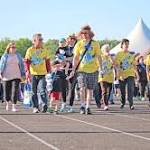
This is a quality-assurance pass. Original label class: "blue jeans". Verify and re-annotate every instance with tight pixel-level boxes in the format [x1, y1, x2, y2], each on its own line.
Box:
[31, 75, 47, 108]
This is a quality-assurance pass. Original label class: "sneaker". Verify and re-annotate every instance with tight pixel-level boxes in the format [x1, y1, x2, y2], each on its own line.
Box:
[68, 107, 75, 113]
[53, 111, 59, 115]
[85, 108, 92, 115]
[130, 105, 135, 110]
[104, 106, 109, 111]
[33, 108, 39, 113]
[141, 97, 145, 101]
[60, 103, 66, 112]
[110, 101, 115, 105]
[42, 105, 48, 113]
[47, 107, 54, 113]
[11, 107, 18, 112]
[120, 104, 125, 109]
[80, 107, 85, 114]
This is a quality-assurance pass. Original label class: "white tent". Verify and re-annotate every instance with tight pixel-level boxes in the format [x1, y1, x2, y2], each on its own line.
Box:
[110, 18, 150, 55]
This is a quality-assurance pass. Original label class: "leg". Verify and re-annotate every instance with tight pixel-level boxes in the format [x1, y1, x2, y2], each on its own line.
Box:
[127, 76, 135, 108]
[119, 79, 126, 108]
[38, 76, 48, 112]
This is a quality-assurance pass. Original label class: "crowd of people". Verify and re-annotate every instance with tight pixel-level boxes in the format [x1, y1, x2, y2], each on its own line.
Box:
[0, 25, 150, 114]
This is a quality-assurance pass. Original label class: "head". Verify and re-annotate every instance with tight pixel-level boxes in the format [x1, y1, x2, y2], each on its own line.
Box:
[59, 38, 66, 47]
[101, 44, 110, 55]
[121, 39, 129, 51]
[66, 33, 77, 46]
[138, 56, 144, 64]
[6, 42, 16, 54]
[52, 60, 62, 71]
[79, 25, 94, 41]
[32, 33, 43, 48]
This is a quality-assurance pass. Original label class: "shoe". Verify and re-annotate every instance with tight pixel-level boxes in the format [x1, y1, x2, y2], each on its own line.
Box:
[110, 101, 115, 105]
[80, 107, 85, 114]
[33, 108, 39, 113]
[141, 97, 145, 101]
[68, 107, 75, 113]
[104, 106, 109, 111]
[53, 111, 59, 115]
[60, 103, 66, 112]
[42, 105, 48, 113]
[12, 108, 18, 112]
[120, 104, 124, 109]
[130, 105, 135, 110]
[85, 108, 92, 115]
[47, 107, 53, 113]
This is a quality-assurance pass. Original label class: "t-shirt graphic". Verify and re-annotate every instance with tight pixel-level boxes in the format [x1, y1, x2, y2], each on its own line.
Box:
[82, 46, 95, 64]
[102, 59, 112, 75]
[120, 55, 132, 70]
[31, 49, 44, 65]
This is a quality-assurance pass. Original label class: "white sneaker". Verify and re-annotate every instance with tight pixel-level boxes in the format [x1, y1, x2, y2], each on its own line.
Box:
[12, 108, 18, 112]
[33, 108, 39, 113]
[141, 97, 145, 101]
[104, 106, 109, 111]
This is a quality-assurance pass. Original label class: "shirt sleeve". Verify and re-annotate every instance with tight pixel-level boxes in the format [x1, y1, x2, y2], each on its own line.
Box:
[25, 48, 31, 60]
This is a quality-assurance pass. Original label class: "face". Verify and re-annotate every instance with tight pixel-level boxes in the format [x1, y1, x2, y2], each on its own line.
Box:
[33, 36, 43, 48]
[9, 43, 16, 54]
[67, 37, 76, 46]
[139, 57, 144, 63]
[81, 30, 90, 40]
[59, 41, 66, 47]
[103, 47, 110, 55]
[122, 42, 129, 51]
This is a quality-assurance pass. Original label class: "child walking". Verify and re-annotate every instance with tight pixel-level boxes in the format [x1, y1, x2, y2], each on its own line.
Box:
[46, 60, 66, 114]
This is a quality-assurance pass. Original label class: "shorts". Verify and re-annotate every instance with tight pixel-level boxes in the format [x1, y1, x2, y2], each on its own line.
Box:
[49, 91, 61, 100]
[77, 71, 98, 89]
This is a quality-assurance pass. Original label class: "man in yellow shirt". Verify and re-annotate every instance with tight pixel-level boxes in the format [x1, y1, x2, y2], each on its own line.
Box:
[24, 33, 51, 113]
[72, 25, 102, 114]
[115, 39, 135, 110]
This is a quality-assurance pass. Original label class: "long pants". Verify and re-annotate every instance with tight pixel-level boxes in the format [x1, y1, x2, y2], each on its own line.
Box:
[100, 81, 112, 106]
[139, 81, 147, 97]
[119, 76, 135, 107]
[31, 75, 47, 108]
[3, 79, 20, 104]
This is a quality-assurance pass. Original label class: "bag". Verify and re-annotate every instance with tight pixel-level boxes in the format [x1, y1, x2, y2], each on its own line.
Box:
[23, 82, 32, 108]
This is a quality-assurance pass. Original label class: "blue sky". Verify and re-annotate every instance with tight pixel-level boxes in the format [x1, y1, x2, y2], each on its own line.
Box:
[0, 0, 150, 41]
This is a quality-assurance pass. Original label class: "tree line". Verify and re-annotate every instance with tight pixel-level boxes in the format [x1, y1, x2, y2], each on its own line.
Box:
[0, 38, 120, 58]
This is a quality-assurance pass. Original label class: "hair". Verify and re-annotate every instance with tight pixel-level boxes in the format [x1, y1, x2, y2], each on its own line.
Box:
[101, 44, 110, 53]
[5, 41, 16, 53]
[121, 38, 129, 48]
[79, 25, 95, 39]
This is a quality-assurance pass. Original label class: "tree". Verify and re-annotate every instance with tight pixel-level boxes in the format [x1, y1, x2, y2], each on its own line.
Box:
[0, 38, 11, 56]
[44, 39, 59, 59]
[16, 38, 32, 57]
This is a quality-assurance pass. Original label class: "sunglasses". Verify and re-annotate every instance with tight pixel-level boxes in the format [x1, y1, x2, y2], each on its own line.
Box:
[38, 38, 43, 41]
[81, 32, 89, 35]
[10, 46, 16, 48]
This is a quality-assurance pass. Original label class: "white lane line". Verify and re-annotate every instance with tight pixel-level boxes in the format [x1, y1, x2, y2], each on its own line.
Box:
[59, 115, 150, 141]
[112, 113, 150, 122]
[0, 116, 60, 150]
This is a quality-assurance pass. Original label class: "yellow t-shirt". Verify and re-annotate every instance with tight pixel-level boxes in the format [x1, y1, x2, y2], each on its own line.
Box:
[73, 40, 101, 73]
[145, 54, 150, 66]
[115, 50, 135, 79]
[25, 47, 50, 75]
[98, 55, 114, 83]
